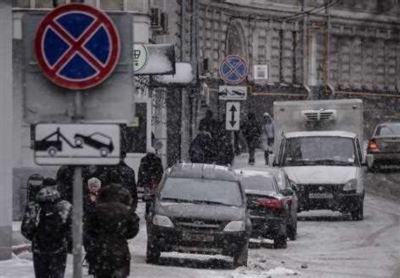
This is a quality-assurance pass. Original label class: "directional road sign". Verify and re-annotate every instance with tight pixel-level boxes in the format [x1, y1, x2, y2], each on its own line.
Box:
[32, 123, 121, 165]
[226, 102, 240, 131]
[218, 86, 247, 100]
[219, 55, 248, 85]
[34, 4, 120, 90]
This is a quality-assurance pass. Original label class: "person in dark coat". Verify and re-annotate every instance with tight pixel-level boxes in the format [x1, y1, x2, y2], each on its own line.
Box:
[216, 132, 234, 166]
[198, 109, 218, 139]
[21, 178, 72, 278]
[100, 159, 138, 212]
[83, 177, 102, 275]
[87, 183, 140, 278]
[189, 129, 217, 164]
[241, 112, 262, 165]
[138, 141, 164, 216]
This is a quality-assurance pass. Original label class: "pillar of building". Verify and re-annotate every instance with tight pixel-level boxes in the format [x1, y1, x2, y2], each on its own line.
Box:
[0, 0, 13, 260]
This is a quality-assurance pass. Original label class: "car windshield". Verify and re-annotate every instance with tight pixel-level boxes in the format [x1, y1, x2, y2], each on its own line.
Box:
[241, 174, 276, 193]
[375, 124, 400, 136]
[283, 136, 356, 166]
[160, 177, 243, 207]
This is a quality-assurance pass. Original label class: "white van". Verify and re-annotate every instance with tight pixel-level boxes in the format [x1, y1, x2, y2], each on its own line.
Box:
[270, 99, 365, 220]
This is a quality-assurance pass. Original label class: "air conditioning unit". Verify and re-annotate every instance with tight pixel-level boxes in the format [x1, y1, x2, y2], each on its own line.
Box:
[254, 65, 269, 80]
[150, 8, 162, 28]
[302, 109, 337, 122]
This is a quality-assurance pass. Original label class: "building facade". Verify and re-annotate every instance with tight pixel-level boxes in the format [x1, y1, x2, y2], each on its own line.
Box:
[157, 0, 400, 160]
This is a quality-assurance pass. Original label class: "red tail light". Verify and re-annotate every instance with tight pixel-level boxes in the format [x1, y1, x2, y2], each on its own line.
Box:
[367, 139, 379, 152]
[256, 198, 283, 209]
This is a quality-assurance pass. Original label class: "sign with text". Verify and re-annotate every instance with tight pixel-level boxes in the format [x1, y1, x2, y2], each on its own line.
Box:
[225, 102, 240, 131]
[32, 123, 121, 165]
[218, 86, 247, 100]
[134, 43, 175, 75]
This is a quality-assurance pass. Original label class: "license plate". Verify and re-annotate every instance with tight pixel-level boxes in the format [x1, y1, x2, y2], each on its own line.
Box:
[182, 232, 214, 242]
[309, 193, 333, 199]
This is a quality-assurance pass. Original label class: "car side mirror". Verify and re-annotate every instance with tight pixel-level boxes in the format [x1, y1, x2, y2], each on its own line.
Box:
[281, 188, 294, 196]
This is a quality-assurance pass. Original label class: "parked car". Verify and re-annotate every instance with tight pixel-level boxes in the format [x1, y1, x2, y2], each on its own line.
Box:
[367, 122, 400, 171]
[146, 163, 251, 267]
[235, 167, 298, 248]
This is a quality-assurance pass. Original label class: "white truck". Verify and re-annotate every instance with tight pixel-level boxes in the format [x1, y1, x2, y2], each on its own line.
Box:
[270, 99, 365, 220]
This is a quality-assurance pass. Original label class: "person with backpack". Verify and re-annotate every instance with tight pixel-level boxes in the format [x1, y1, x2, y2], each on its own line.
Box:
[87, 183, 140, 278]
[241, 112, 262, 165]
[21, 177, 72, 278]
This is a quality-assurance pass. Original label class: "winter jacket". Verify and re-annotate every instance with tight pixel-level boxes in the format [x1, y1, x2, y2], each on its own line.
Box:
[241, 117, 262, 143]
[21, 186, 72, 254]
[189, 132, 217, 164]
[137, 152, 163, 195]
[100, 162, 138, 211]
[87, 184, 140, 278]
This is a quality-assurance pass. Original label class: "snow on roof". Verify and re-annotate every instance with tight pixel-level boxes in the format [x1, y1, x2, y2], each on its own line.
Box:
[154, 63, 194, 84]
[234, 168, 275, 178]
[284, 130, 357, 139]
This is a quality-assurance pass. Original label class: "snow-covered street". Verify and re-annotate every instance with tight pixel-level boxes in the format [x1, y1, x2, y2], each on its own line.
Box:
[2, 152, 400, 278]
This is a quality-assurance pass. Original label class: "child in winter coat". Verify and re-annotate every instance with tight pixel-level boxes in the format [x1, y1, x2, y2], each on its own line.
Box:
[21, 177, 72, 278]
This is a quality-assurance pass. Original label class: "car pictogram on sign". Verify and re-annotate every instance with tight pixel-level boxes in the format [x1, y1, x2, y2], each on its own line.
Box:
[34, 4, 120, 90]
[74, 132, 114, 157]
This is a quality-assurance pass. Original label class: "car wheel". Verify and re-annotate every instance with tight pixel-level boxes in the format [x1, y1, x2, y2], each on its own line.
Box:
[47, 147, 57, 157]
[74, 137, 83, 147]
[146, 239, 161, 264]
[287, 219, 297, 241]
[233, 242, 248, 268]
[351, 198, 364, 221]
[99, 147, 110, 157]
[273, 235, 287, 249]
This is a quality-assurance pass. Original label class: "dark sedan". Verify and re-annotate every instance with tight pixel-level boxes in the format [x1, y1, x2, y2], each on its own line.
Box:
[367, 122, 400, 171]
[236, 167, 298, 248]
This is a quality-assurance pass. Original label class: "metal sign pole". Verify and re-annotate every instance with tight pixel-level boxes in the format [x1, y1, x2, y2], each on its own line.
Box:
[72, 91, 83, 278]
[72, 166, 83, 278]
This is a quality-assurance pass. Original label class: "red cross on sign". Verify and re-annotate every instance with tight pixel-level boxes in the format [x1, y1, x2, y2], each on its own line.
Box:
[34, 4, 120, 90]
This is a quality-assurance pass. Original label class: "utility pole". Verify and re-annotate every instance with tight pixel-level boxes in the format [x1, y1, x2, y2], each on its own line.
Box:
[323, 0, 330, 96]
[302, 0, 309, 97]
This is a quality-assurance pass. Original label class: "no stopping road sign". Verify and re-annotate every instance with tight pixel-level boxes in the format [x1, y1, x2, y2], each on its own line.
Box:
[34, 4, 120, 90]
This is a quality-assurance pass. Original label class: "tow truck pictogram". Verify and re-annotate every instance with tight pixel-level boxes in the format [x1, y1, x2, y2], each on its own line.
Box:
[34, 128, 82, 156]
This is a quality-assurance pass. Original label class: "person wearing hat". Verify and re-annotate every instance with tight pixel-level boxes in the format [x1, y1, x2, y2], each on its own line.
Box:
[138, 140, 164, 216]
[22, 177, 72, 278]
[83, 177, 102, 275]
[262, 112, 275, 165]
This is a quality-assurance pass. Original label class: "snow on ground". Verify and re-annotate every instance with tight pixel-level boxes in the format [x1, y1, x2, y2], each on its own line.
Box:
[2, 150, 400, 277]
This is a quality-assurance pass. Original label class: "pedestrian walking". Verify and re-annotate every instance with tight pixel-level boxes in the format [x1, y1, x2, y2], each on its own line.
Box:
[100, 156, 138, 212]
[215, 130, 234, 166]
[21, 177, 72, 278]
[189, 128, 217, 164]
[138, 141, 164, 216]
[87, 183, 140, 278]
[198, 109, 218, 139]
[262, 112, 275, 165]
[241, 112, 262, 165]
[83, 177, 102, 276]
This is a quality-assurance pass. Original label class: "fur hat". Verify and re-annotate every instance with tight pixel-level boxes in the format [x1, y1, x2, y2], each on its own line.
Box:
[42, 177, 57, 187]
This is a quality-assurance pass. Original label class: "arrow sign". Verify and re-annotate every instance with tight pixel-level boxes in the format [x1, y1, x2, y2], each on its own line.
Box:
[229, 105, 237, 127]
[226, 102, 240, 131]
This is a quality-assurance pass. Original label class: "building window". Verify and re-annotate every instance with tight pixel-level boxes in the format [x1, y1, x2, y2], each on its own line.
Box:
[126, 103, 147, 153]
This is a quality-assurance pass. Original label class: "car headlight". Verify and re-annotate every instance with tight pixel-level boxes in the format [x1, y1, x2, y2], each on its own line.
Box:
[224, 221, 245, 232]
[343, 179, 357, 191]
[152, 215, 174, 228]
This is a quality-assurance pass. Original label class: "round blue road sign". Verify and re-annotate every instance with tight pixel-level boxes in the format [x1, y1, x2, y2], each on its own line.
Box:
[219, 55, 248, 85]
[35, 4, 120, 90]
